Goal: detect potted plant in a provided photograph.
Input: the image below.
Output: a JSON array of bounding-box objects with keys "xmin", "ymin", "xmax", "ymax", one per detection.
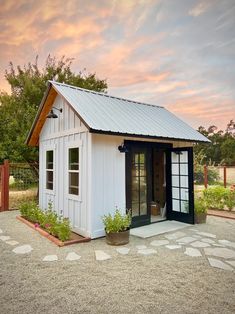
[
  {"xmin": 102, "ymin": 208, "xmax": 131, "ymax": 245},
  {"xmin": 194, "ymin": 198, "xmax": 207, "ymax": 223}
]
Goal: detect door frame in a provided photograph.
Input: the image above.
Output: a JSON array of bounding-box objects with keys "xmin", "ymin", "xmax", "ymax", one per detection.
[
  {"xmin": 166, "ymin": 147, "xmax": 194, "ymax": 224},
  {"xmin": 125, "ymin": 140, "xmax": 172, "ymax": 228}
]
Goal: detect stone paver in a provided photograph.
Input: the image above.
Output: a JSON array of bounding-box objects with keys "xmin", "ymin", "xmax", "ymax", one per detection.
[
  {"xmin": 191, "ymin": 241, "xmax": 211, "ymax": 248},
  {"xmin": 65, "ymin": 252, "xmax": 81, "ymax": 261},
  {"xmin": 204, "ymin": 247, "xmax": 235, "ymax": 259},
  {"xmin": 116, "ymin": 247, "xmax": 130, "ymax": 255},
  {"xmin": 0, "ymin": 228, "xmax": 3, "ymax": 234},
  {"xmin": 191, "ymin": 235, "xmax": 202, "ymax": 239},
  {"xmin": 137, "ymin": 248, "xmax": 157, "ymax": 255},
  {"xmin": 136, "ymin": 245, "xmax": 147, "ymax": 250},
  {"xmin": 43, "ymin": 255, "xmax": 58, "ymax": 262},
  {"xmin": 12, "ymin": 245, "xmax": 33, "ymax": 254},
  {"xmin": 150, "ymin": 239, "xmax": 169, "ymax": 247},
  {"xmin": 218, "ymin": 240, "xmax": 235, "ymax": 249},
  {"xmin": 5, "ymin": 240, "xmax": 19, "ymax": 246},
  {"xmin": 165, "ymin": 244, "xmax": 182, "ymax": 250},
  {"xmin": 226, "ymin": 260, "xmax": 235, "ymax": 268},
  {"xmin": 164, "ymin": 231, "xmax": 186, "ymax": 240},
  {"xmin": 184, "ymin": 247, "xmax": 202, "ymax": 257},
  {"xmin": 208, "ymin": 258, "xmax": 233, "ymax": 271},
  {"xmin": 95, "ymin": 250, "xmax": 111, "ymax": 261},
  {"xmin": 176, "ymin": 236, "xmax": 197, "ymax": 244},
  {"xmin": 201, "ymin": 238, "xmax": 215, "ymax": 244},
  {"xmin": 0, "ymin": 236, "xmax": 11, "ymax": 241},
  {"xmin": 196, "ymin": 232, "xmax": 216, "ymax": 238}
]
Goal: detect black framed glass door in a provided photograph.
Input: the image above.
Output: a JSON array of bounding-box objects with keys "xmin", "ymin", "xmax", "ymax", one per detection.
[
  {"xmin": 166, "ymin": 147, "xmax": 194, "ymax": 224},
  {"xmin": 126, "ymin": 143, "xmax": 151, "ymax": 228}
]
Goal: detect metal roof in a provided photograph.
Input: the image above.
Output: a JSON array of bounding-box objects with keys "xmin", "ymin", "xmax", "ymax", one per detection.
[{"xmin": 49, "ymin": 81, "xmax": 210, "ymax": 143}]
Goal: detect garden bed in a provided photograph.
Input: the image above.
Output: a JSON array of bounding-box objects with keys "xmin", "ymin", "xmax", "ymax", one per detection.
[{"xmin": 17, "ymin": 216, "xmax": 91, "ymax": 247}]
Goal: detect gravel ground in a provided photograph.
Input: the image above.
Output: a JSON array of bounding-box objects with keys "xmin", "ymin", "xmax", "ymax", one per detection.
[{"xmin": 0, "ymin": 210, "xmax": 235, "ymax": 314}]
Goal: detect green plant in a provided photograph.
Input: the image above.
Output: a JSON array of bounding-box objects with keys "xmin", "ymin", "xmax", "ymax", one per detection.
[
  {"xmin": 203, "ymin": 186, "xmax": 235, "ymax": 210},
  {"xmin": 194, "ymin": 198, "xmax": 207, "ymax": 214},
  {"xmin": 102, "ymin": 209, "xmax": 131, "ymax": 234},
  {"xmin": 224, "ymin": 189, "xmax": 235, "ymax": 211},
  {"xmin": 19, "ymin": 201, "xmax": 71, "ymax": 241}
]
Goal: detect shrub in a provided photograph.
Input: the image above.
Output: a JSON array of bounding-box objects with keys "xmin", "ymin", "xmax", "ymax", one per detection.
[
  {"xmin": 194, "ymin": 198, "xmax": 207, "ymax": 214},
  {"xmin": 203, "ymin": 186, "xmax": 235, "ymax": 210},
  {"xmin": 102, "ymin": 209, "xmax": 131, "ymax": 234},
  {"xmin": 19, "ymin": 202, "xmax": 71, "ymax": 241}
]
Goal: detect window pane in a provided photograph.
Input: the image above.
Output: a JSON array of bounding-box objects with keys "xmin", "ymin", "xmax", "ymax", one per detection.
[
  {"xmin": 46, "ymin": 171, "xmax": 53, "ymax": 190},
  {"xmin": 172, "ymin": 187, "xmax": 180, "ymax": 199},
  {"xmin": 181, "ymin": 201, "xmax": 189, "ymax": 213},
  {"xmin": 181, "ymin": 188, "xmax": 189, "ymax": 201},
  {"xmin": 172, "ymin": 163, "xmax": 179, "ymax": 175},
  {"xmin": 180, "ymin": 176, "xmax": 188, "ymax": 188},
  {"xmin": 180, "ymin": 163, "xmax": 188, "ymax": 175},
  {"xmin": 171, "ymin": 152, "xmax": 179, "ymax": 163},
  {"xmin": 172, "ymin": 175, "xmax": 179, "ymax": 187},
  {"xmin": 69, "ymin": 148, "xmax": 79, "ymax": 170},
  {"xmin": 180, "ymin": 151, "xmax": 188, "ymax": 163},
  {"xmin": 69, "ymin": 172, "xmax": 79, "ymax": 195},
  {"xmin": 172, "ymin": 199, "xmax": 180, "ymax": 212},
  {"xmin": 46, "ymin": 150, "xmax": 53, "ymax": 169}
]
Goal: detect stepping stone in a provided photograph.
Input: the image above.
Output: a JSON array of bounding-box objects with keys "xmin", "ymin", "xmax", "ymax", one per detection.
[
  {"xmin": 196, "ymin": 232, "xmax": 216, "ymax": 238},
  {"xmin": 201, "ymin": 238, "xmax": 215, "ymax": 244},
  {"xmin": 136, "ymin": 245, "xmax": 147, "ymax": 250},
  {"xmin": 208, "ymin": 258, "xmax": 233, "ymax": 271},
  {"xmin": 218, "ymin": 240, "xmax": 235, "ymax": 249},
  {"xmin": 165, "ymin": 231, "xmax": 186, "ymax": 240},
  {"xmin": 95, "ymin": 250, "xmax": 111, "ymax": 261},
  {"xmin": 165, "ymin": 244, "xmax": 182, "ymax": 250},
  {"xmin": 188, "ymin": 228, "xmax": 198, "ymax": 232},
  {"xmin": 0, "ymin": 236, "xmax": 11, "ymax": 241},
  {"xmin": 43, "ymin": 255, "xmax": 58, "ymax": 262},
  {"xmin": 204, "ymin": 247, "xmax": 235, "ymax": 259},
  {"xmin": 150, "ymin": 240, "xmax": 169, "ymax": 247},
  {"xmin": 226, "ymin": 260, "xmax": 235, "ymax": 268},
  {"xmin": 13, "ymin": 245, "xmax": 33, "ymax": 254},
  {"xmin": 0, "ymin": 228, "xmax": 3, "ymax": 234},
  {"xmin": 116, "ymin": 247, "xmax": 130, "ymax": 255},
  {"xmin": 65, "ymin": 252, "xmax": 81, "ymax": 261},
  {"xmin": 184, "ymin": 248, "xmax": 202, "ymax": 257},
  {"xmin": 176, "ymin": 237, "xmax": 196, "ymax": 244},
  {"xmin": 191, "ymin": 235, "xmax": 202, "ymax": 239},
  {"xmin": 138, "ymin": 248, "xmax": 157, "ymax": 255},
  {"xmin": 191, "ymin": 241, "xmax": 211, "ymax": 248},
  {"xmin": 5, "ymin": 240, "xmax": 19, "ymax": 246}
]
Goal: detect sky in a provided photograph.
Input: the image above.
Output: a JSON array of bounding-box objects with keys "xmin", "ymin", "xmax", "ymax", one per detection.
[{"xmin": 0, "ymin": 0, "xmax": 234, "ymax": 130}]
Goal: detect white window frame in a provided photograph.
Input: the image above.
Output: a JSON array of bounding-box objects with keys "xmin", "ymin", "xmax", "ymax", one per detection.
[
  {"xmin": 66, "ymin": 141, "xmax": 82, "ymax": 201},
  {"xmin": 44, "ymin": 145, "xmax": 56, "ymax": 195}
]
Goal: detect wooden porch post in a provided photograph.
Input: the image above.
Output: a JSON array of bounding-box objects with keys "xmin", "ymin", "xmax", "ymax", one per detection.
[
  {"xmin": 204, "ymin": 165, "xmax": 208, "ymax": 189},
  {"xmin": 224, "ymin": 166, "xmax": 227, "ymax": 188},
  {"xmin": 2, "ymin": 160, "xmax": 9, "ymax": 211}
]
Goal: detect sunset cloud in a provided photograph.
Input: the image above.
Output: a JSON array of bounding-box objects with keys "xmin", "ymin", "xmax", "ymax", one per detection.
[{"xmin": 0, "ymin": 0, "xmax": 234, "ymax": 130}]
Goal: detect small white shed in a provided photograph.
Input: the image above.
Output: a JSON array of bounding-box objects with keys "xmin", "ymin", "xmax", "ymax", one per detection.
[{"xmin": 27, "ymin": 81, "xmax": 209, "ymax": 239}]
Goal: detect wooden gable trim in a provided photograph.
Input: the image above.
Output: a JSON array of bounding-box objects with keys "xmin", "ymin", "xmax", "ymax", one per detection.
[{"xmin": 27, "ymin": 86, "xmax": 58, "ymax": 146}]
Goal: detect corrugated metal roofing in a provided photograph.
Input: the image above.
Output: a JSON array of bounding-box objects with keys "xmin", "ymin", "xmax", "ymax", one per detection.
[{"xmin": 50, "ymin": 81, "xmax": 210, "ymax": 143}]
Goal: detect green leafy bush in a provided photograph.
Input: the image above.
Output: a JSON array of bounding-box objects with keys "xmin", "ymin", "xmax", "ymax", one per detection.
[
  {"xmin": 194, "ymin": 198, "xmax": 207, "ymax": 214},
  {"xmin": 102, "ymin": 209, "xmax": 131, "ymax": 234},
  {"xmin": 203, "ymin": 186, "xmax": 235, "ymax": 210},
  {"xmin": 19, "ymin": 202, "xmax": 71, "ymax": 241}
]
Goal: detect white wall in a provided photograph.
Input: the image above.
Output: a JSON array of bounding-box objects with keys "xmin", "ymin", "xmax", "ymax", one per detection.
[{"xmin": 39, "ymin": 94, "xmax": 91, "ymax": 237}]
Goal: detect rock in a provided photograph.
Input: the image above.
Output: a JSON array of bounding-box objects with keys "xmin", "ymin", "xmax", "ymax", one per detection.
[
  {"xmin": 43, "ymin": 255, "xmax": 58, "ymax": 262},
  {"xmin": 95, "ymin": 250, "xmax": 111, "ymax": 261},
  {"xmin": 150, "ymin": 240, "xmax": 169, "ymax": 247},
  {"xmin": 184, "ymin": 248, "xmax": 202, "ymax": 257},
  {"xmin": 65, "ymin": 252, "xmax": 81, "ymax": 261},
  {"xmin": 12, "ymin": 245, "xmax": 33, "ymax": 254},
  {"xmin": 208, "ymin": 258, "xmax": 233, "ymax": 271}
]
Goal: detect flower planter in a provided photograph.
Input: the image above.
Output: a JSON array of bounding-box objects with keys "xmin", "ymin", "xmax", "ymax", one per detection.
[
  {"xmin": 105, "ymin": 229, "xmax": 130, "ymax": 246},
  {"xmin": 194, "ymin": 212, "xmax": 207, "ymax": 224},
  {"xmin": 16, "ymin": 216, "xmax": 91, "ymax": 246}
]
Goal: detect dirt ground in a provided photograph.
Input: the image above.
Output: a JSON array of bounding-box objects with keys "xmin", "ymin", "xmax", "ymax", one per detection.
[{"xmin": 0, "ymin": 211, "xmax": 235, "ymax": 314}]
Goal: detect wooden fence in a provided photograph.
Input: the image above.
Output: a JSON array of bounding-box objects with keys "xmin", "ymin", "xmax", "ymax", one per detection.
[{"xmin": 0, "ymin": 160, "xmax": 9, "ymax": 211}]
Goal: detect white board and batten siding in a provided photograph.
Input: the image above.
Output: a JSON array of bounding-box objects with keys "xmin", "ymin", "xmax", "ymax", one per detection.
[{"xmin": 39, "ymin": 94, "xmax": 90, "ymax": 238}]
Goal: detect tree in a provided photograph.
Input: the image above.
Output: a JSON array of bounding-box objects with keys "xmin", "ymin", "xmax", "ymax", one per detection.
[
  {"xmin": 0, "ymin": 55, "xmax": 107, "ymax": 169},
  {"xmin": 195, "ymin": 120, "xmax": 235, "ymax": 166}
]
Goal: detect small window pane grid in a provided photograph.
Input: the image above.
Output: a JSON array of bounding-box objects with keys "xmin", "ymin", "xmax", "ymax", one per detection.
[
  {"xmin": 171, "ymin": 151, "xmax": 189, "ymax": 213},
  {"xmin": 46, "ymin": 150, "xmax": 53, "ymax": 190},
  {"xmin": 131, "ymin": 152, "xmax": 147, "ymax": 217},
  {"xmin": 68, "ymin": 148, "xmax": 79, "ymax": 195}
]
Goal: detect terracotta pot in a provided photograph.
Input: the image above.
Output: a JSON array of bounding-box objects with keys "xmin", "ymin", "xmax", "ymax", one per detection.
[
  {"xmin": 194, "ymin": 212, "xmax": 207, "ymax": 224},
  {"xmin": 105, "ymin": 229, "xmax": 130, "ymax": 246}
]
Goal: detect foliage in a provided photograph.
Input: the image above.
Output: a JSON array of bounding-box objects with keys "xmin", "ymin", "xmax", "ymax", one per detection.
[
  {"xmin": 0, "ymin": 55, "xmax": 107, "ymax": 167},
  {"xmin": 102, "ymin": 209, "xmax": 131, "ymax": 234},
  {"xmin": 203, "ymin": 186, "xmax": 235, "ymax": 211},
  {"xmin": 194, "ymin": 151, "xmax": 219, "ymax": 184},
  {"xmin": 19, "ymin": 201, "xmax": 71, "ymax": 241},
  {"xmin": 195, "ymin": 120, "xmax": 235, "ymax": 166},
  {"xmin": 194, "ymin": 198, "xmax": 207, "ymax": 214}
]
